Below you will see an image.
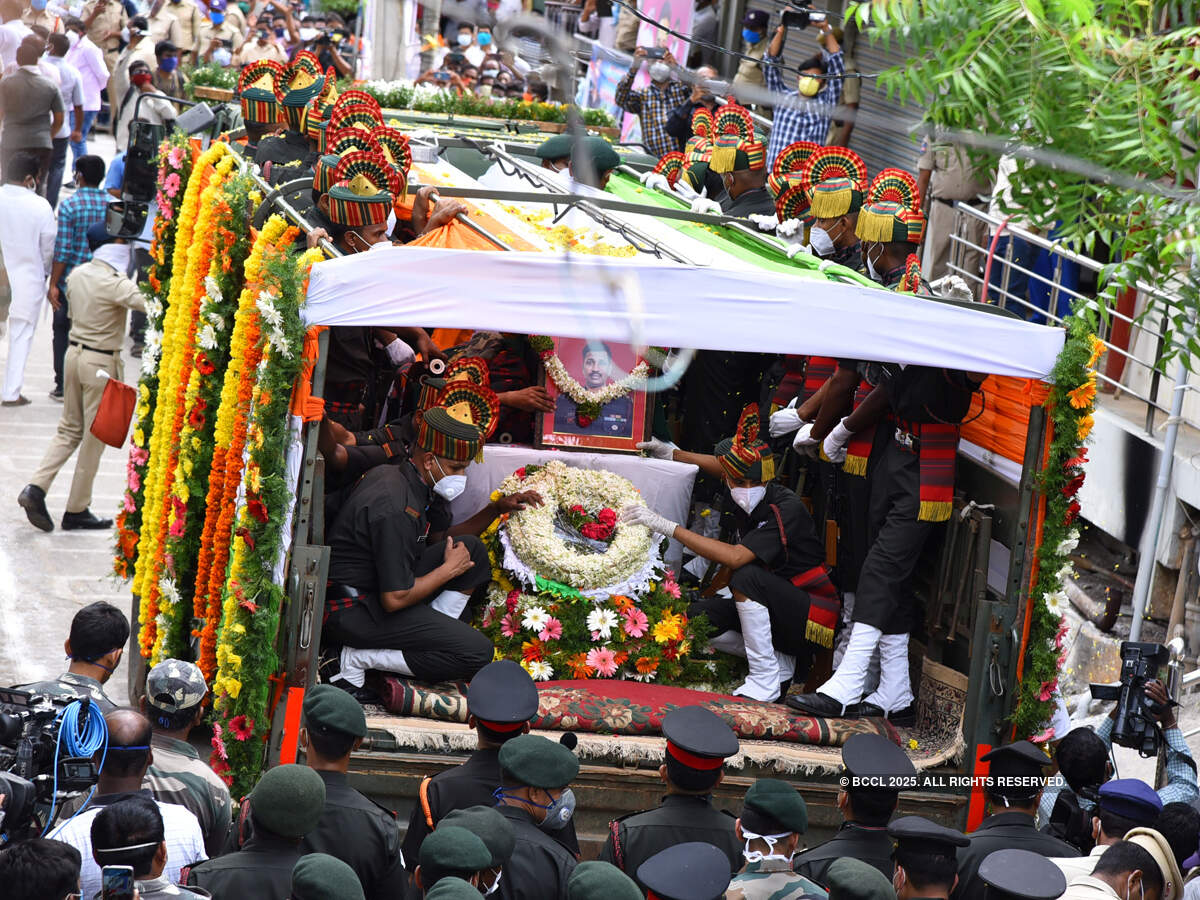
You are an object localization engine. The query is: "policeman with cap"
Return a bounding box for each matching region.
[887,815,969,899]
[299,684,409,899]
[437,806,515,898]
[403,660,579,866]
[728,779,824,899]
[976,848,1066,899]
[636,841,733,900]
[598,706,741,882]
[413,824,493,894]
[952,741,1078,899]
[793,733,917,885]
[567,860,642,900]
[188,763,327,896]
[494,733,580,900]
[824,858,895,900]
[1051,779,1165,884]
[291,852,367,900]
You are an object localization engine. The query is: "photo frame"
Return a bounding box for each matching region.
[535,336,651,452]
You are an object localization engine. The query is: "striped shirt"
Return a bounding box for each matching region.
[762,48,844,169]
[614,66,691,161]
[53,185,108,270]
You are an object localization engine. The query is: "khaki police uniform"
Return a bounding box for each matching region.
[918,142,992,283]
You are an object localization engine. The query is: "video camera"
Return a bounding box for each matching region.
[782,0,827,29]
[0,688,99,843]
[1090,641,1173,757]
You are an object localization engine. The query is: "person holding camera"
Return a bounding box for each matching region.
[15,601,127,709]
[761,16,844,169]
[615,46,690,161]
[664,65,718,151]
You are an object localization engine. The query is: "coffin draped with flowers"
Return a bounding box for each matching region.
[477,461,738,687]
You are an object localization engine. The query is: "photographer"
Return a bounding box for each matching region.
[92,796,208,900]
[664,65,718,151]
[0,838,81,900]
[312,14,353,78]
[15,601,127,712]
[614,46,690,161]
[761,16,844,169]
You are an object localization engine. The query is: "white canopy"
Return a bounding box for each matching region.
[303,246,1066,379]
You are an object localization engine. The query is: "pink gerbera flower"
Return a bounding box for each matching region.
[1030,726,1055,744]
[539,617,562,641]
[586,648,618,677]
[501,613,520,638]
[622,608,649,638]
[661,576,681,599]
[1038,680,1057,702]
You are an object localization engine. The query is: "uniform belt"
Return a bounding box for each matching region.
[69,340,120,355]
[893,427,921,454]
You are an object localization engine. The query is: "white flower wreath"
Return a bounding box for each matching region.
[541,352,651,407]
[499,461,661,595]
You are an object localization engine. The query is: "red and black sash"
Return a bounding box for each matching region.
[768,504,840,649]
[896,420,959,522]
[842,379,878,477]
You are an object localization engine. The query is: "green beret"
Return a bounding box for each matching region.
[567,861,642,900]
[303,683,368,738]
[573,136,620,174]
[441,805,516,868]
[249,764,326,839]
[499,734,579,789]
[291,853,365,900]
[420,825,493,872]
[824,858,894,900]
[741,779,808,835]
[425,877,483,900]
[535,133,572,161]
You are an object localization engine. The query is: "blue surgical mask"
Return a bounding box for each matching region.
[274,26,285,37]
[160,55,179,73]
[211,11,225,24]
[477,31,491,46]
[31,0,47,10]
[742,28,760,44]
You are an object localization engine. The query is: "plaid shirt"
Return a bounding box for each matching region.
[763,48,845,169]
[1037,717,1200,826]
[53,185,109,270]
[615,67,691,161]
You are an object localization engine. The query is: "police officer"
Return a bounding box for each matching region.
[290,852,366,900]
[187,764,326,897]
[824,858,895,900]
[727,779,824,899]
[598,706,741,882]
[403,660,580,866]
[413,825,492,895]
[952,741,1079,899]
[887,815,969,899]
[567,861,641,900]
[793,733,917,885]
[636,842,733,900]
[439,806,515,898]
[299,684,409,899]
[977,849,1067,900]
[630,404,835,702]
[494,733,580,900]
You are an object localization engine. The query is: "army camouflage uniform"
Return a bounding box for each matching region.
[16,672,116,712]
[726,858,828,899]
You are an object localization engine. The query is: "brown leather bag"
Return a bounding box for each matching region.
[90,376,137,448]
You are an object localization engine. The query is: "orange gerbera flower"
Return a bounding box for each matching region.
[1067,378,1096,410]
[567,652,595,679]
[635,656,659,674]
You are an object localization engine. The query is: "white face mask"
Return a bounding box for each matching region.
[729,484,766,513]
[67,30,79,47]
[1125,874,1144,900]
[120,26,130,42]
[808,225,836,257]
[430,458,467,501]
[865,244,882,282]
[93,241,131,273]
[298,26,318,41]
[649,61,671,83]
[484,870,502,895]
[457,32,472,46]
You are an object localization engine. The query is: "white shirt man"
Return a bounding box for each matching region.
[65,26,108,114]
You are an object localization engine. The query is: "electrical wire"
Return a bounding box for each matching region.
[41,700,108,837]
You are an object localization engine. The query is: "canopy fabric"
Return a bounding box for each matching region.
[303,246,1066,378]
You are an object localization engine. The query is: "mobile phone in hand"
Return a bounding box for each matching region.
[102,866,136,900]
[645,46,666,59]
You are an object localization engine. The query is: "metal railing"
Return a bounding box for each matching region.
[946,203,1193,435]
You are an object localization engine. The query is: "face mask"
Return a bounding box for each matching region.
[93,242,131,273]
[797,75,820,97]
[481,67,498,78]
[484,870,502,895]
[298,26,317,40]
[865,244,882,282]
[537,788,576,831]
[31,0,47,10]
[649,61,671,82]
[808,225,836,257]
[430,458,467,501]
[741,830,791,863]
[67,30,79,46]
[210,11,225,24]
[457,32,472,46]
[729,484,766,513]
[159,56,178,72]
[477,31,492,45]
[741,28,759,44]
[212,46,232,66]
[274,26,285,37]
[120,26,130,42]
[131,71,152,87]
[1125,874,1144,900]
[238,1,249,12]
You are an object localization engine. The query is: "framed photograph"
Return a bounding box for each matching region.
[535,336,650,452]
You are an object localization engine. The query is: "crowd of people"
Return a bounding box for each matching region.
[5,601,1200,900]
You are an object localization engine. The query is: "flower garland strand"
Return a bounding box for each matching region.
[528,335,649,424]
[1010,308,1100,741]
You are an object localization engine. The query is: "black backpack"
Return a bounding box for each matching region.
[1044,789,1097,854]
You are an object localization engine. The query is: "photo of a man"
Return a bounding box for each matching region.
[553,340,635,436]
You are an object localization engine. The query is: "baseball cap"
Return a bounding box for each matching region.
[742,9,768,30]
[146,658,208,715]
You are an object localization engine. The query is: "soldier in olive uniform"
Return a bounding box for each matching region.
[727,780,824,900]
[254,53,324,179]
[792,733,916,885]
[187,764,326,897]
[824,858,895,900]
[299,684,410,899]
[637,841,733,900]
[403,660,579,867]
[887,815,969,899]
[494,733,580,900]
[952,742,1079,900]
[977,848,1067,900]
[17,600,127,713]
[567,861,642,900]
[291,853,366,900]
[437,806,515,898]
[412,824,492,894]
[598,706,741,884]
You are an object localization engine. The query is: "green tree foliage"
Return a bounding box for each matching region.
[852,0,1199,359]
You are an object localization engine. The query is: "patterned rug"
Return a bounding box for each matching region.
[370,675,897,748]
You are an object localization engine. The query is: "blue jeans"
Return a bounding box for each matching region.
[69,110,98,165]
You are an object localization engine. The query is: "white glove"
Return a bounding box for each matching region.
[620,503,678,537]
[792,422,820,458]
[636,437,678,460]
[673,179,699,201]
[640,172,671,193]
[776,217,801,238]
[768,400,802,438]
[822,418,853,464]
[690,196,723,216]
[747,213,778,232]
[785,242,809,259]
[385,337,415,368]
